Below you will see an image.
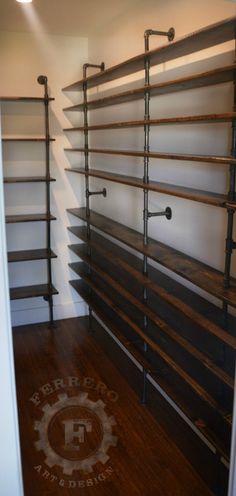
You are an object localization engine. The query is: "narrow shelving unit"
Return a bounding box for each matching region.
[63,16,236,493]
[2,76,58,325]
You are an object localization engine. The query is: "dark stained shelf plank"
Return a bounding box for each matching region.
[6,213,56,223]
[0,97,54,102]
[8,248,57,263]
[67,208,236,308]
[74,279,230,460]
[65,167,229,208]
[62,17,236,91]
[69,247,233,389]
[63,65,236,112]
[65,147,236,166]
[4,176,56,183]
[69,226,236,350]
[10,283,58,300]
[2,137,55,142]
[63,112,236,131]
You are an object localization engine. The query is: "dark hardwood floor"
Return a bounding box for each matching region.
[13,316,214,496]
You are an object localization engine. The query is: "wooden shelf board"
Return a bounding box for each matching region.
[8,248,57,263]
[4,176,56,183]
[0,97,54,102]
[67,208,236,308]
[65,167,228,208]
[63,112,236,131]
[69,248,233,389]
[10,283,58,300]
[69,226,236,351]
[65,147,236,166]
[6,213,56,223]
[2,137,55,142]
[73,279,230,460]
[63,64,236,111]
[62,17,236,91]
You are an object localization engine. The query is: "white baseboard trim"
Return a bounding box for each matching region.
[11,300,88,327]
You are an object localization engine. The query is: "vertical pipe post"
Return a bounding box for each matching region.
[142,31,151,352]
[141,368,148,405]
[38,75,54,326]
[82,63,105,317]
[141,27,175,396]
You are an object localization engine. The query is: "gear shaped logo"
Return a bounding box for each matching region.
[34,392,117,475]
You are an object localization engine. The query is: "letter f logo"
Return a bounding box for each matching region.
[62,419,92,451]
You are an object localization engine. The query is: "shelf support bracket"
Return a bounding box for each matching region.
[144,207,172,220]
[144,27,175,46]
[86,188,107,198]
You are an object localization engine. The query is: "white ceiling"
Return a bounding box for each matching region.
[0,0,140,37]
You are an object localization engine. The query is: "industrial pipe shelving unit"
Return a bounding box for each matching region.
[63,17,236,495]
[2,76,58,326]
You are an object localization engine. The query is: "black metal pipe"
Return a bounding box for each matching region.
[83,63,105,284]
[86,187,107,198]
[38,75,54,326]
[83,62,105,219]
[141,368,148,405]
[144,28,175,43]
[142,27,175,348]
[146,206,172,220]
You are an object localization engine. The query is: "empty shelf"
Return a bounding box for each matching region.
[63,65,236,111]
[65,167,229,208]
[8,248,57,263]
[6,213,56,223]
[62,17,236,91]
[10,283,58,300]
[65,147,236,166]
[4,176,56,183]
[2,137,55,142]
[0,97,54,102]
[64,112,236,131]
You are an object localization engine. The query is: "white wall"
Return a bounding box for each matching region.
[0,109,23,496]
[78,0,236,308]
[0,30,88,325]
